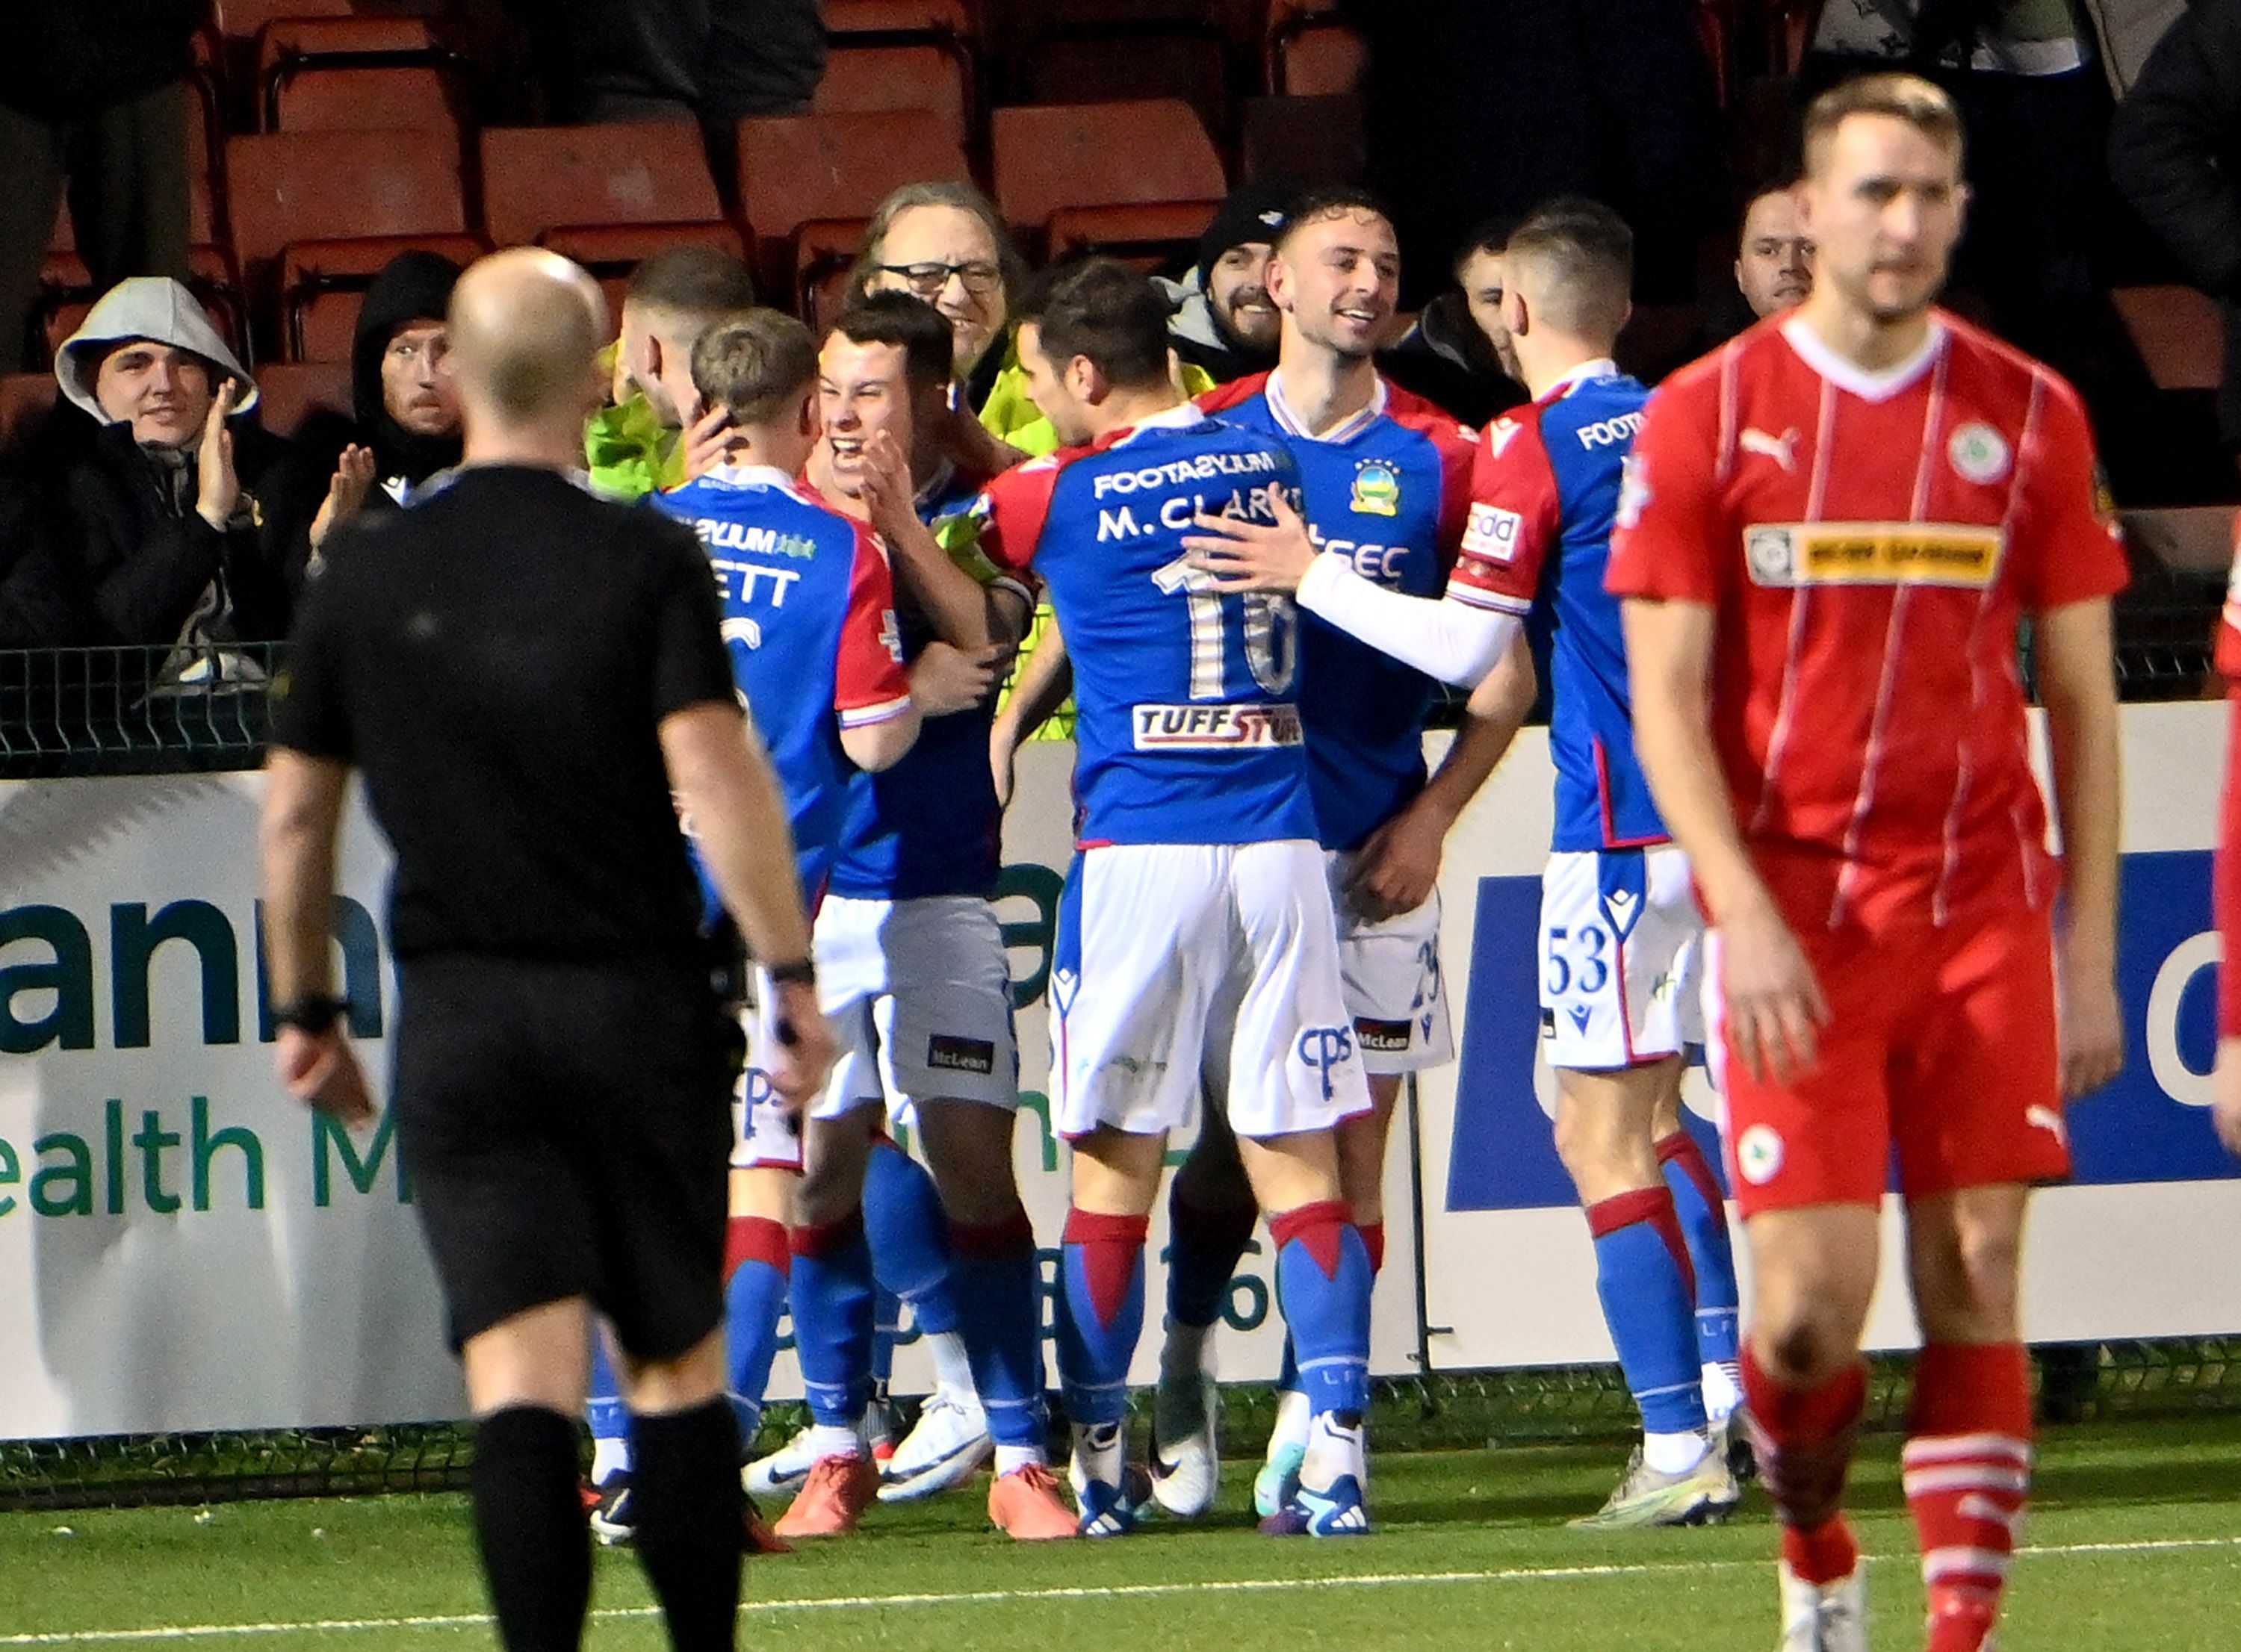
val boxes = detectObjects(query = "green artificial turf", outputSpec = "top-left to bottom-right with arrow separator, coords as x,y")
4,1417 -> 2238,1651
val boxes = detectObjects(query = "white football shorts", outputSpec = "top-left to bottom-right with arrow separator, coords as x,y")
1050,839 -> 1371,1140
1539,843 -> 1705,1072
733,895 -> 1020,1171
1326,848 -> 1452,1076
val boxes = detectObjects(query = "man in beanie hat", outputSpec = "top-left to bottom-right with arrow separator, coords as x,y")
53,275 -> 295,653
1162,179 -> 1294,386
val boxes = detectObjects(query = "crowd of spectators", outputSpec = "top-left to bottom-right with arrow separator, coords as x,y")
6,2 -> 2241,674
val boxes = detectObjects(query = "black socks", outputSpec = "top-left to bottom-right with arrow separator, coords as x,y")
471,1406 -> 592,1652
630,1396 -> 746,1652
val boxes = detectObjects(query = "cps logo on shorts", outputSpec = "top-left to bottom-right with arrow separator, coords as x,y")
1298,1025 -> 1357,1099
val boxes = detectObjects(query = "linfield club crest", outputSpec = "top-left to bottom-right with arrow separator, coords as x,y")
1351,459 -> 1401,516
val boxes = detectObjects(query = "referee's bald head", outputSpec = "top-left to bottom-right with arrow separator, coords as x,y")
449,248 -> 607,426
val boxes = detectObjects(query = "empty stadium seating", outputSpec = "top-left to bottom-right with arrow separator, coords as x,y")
818,0 -> 977,149
255,18 -> 473,140
1263,0 -> 1366,97
251,358 -> 356,437
537,223 -> 753,331
991,100 -> 1226,264
279,232 -> 488,362
737,110 -> 973,316
2112,287 -> 2228,394
477,122 -> 725,250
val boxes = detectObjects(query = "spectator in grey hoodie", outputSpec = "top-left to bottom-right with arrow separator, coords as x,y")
53,277 -> 295,655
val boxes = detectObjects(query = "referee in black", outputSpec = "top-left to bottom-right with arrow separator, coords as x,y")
259,247 -> 834,1652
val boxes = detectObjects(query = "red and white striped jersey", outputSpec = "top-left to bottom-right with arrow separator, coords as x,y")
1607,311 -> 2127,932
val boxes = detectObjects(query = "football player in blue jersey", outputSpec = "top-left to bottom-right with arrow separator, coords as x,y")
652,311 -> 936,1545
1188,200 -> 1747,1529
1143,188 -> 1538,1521
971,258 -> 1380,1539
740,293 -> 1073,1539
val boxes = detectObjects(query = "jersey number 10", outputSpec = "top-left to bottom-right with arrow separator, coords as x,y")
1153,554 -> 1298,701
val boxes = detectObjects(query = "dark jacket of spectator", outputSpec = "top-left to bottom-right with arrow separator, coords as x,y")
2110,0 -> 2241,442
1,1 -> 199,119
288,252 -> 465,514
55,279 -> 295,650
0,471 -> 93,646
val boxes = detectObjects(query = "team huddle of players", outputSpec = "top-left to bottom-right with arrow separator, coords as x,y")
580,72 -> 2127,1652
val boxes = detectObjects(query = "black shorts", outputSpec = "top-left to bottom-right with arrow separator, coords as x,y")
391,953 -> 738,1359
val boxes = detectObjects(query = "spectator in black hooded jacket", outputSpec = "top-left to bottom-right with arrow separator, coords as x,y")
278,251 -> 465,579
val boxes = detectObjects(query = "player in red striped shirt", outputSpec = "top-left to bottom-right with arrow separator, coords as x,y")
1610,75 -> 2126,1652
2216,553 -> 2241,1157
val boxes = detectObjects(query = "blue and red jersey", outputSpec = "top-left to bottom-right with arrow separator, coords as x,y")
825,460 -> 1023,902
1450,360 -> 1660,854
971,403 -> 1317,847
654,465 -> 911,897
1197,370 -> 1476,851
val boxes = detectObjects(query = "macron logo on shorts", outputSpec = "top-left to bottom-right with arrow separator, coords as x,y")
1297,1025 -> 1357,1099
926,1034 -> 996,1075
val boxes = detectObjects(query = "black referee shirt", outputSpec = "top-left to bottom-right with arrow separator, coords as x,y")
272,465 -> 737,966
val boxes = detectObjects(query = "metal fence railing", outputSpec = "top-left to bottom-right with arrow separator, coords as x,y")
0,645 -> 282,779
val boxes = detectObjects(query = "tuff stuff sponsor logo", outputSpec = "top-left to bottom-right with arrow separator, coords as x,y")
1132,702 -> 1304,750
1742,522 -> 2004,589
926,1034 -> 996,1075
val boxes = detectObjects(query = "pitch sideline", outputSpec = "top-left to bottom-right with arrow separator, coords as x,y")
1,1535 -> 2236,1645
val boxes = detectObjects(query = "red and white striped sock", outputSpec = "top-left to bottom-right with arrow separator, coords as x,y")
1904,1342 -> 2033,1652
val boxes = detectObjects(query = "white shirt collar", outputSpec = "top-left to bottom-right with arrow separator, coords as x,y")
1538,357 -> 1620,401
703,462 -> 799,491
1125,400 -> 1209,435
1779,315 -> 1947,403
1265,366 -> 1388,442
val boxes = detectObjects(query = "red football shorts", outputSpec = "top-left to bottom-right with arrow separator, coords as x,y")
1705,901 -> 2070,1217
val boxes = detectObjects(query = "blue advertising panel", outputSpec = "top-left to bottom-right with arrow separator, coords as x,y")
1447,851 -> 2230,1213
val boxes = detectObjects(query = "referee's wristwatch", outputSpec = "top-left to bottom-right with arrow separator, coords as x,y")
271,994 -> 351,1034
766,957 -> 817,988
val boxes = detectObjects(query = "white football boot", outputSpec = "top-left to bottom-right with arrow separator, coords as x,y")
876,1387 -> 992,1502
1776,1562 -> 1868,1652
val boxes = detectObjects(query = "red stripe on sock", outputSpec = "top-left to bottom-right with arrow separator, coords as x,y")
1584,1187 -> 1695,1300
1268,1199 -> 1351,1281
789,1211 -> 866,1260
947,1210 -> 1036,1259
1358,1220 -> 1386,1276
1654,1129 -> 1726,1213
724,1216 -> 789,1283
1063,1207 -> 1148,1329
1907,1342 -> 2033,1637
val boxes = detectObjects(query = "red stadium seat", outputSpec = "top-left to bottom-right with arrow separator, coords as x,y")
990,100 -> 1226,247
0,373 -> 60,454
279,232 -> 487,362
1239,93 -> 1366,185
477,122 -> 723,249
226,128 -> 467,276
816,0 -> 976,148
736,110 -> 970,311
1022,22 -> 1230,140
255,18 -> 473,139
2112,286 -> 2228,393
208,0 -> 446,102
1047,200 -> 1220,276
252,358 -> 356,437
1264,0 -> 1366,96
538,223 -> 752,333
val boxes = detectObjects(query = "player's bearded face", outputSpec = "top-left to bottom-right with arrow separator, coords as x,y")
1805,115 -> 1965,325
817,338 -> 914,497
1275,211 -> 1399,361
